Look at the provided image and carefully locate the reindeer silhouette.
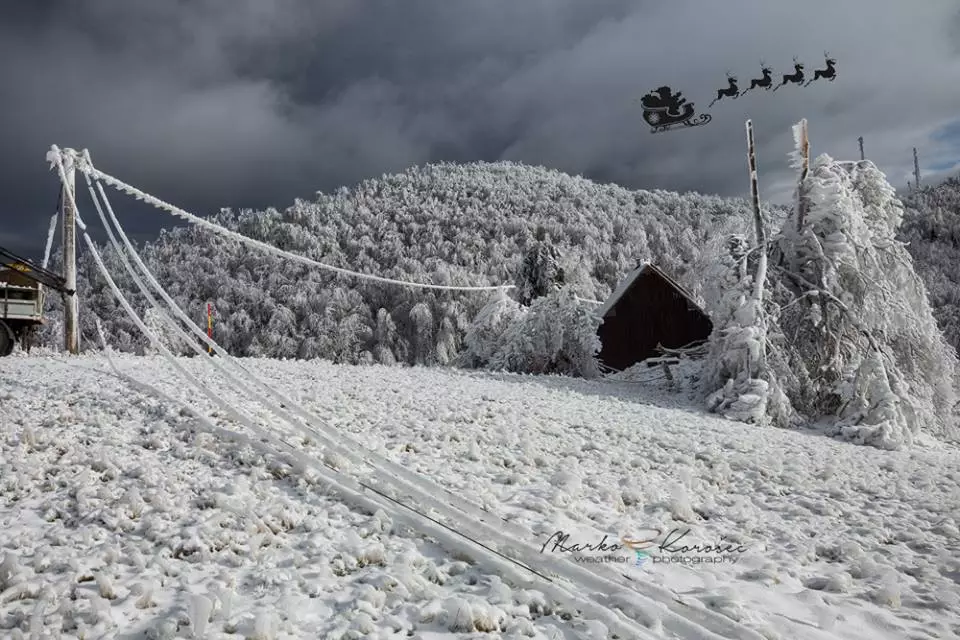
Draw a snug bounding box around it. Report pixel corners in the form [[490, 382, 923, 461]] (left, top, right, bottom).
[[773, 57, 805, 92], [805, 52, 837, 86], [708, 72, 740, 107], [741, 60, 773, 94]]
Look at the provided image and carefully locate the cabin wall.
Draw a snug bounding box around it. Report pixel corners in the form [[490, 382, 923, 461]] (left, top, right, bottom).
[[597, 271, 712, 371]]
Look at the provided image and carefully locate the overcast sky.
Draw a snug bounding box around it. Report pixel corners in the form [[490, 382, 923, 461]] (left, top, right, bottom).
[[3, 0, 960, 258]]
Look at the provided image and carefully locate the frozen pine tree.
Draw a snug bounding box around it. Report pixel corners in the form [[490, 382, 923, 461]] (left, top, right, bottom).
[[515, 240, 566, 305], [409, 302, 435, 366], [435, 317, 459, 365], [373, 308, 401, 365]]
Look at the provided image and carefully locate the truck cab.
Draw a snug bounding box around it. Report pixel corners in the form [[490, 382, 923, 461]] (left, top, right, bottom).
[[0, 246, 72, 356], [0, 264, 46, 355]]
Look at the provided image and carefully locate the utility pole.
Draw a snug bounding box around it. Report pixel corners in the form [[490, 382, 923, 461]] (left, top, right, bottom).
[[61, 149, 79, 354], [857, 136, 864, 161], [913, 147, 921, 190]]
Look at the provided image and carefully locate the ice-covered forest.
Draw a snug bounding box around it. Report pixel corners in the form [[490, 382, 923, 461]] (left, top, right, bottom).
[[900, 177, 960, 352], [37, 162, 781, 365]]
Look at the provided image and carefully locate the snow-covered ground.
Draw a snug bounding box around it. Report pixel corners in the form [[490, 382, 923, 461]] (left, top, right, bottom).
[[2, 352, 959, 639]]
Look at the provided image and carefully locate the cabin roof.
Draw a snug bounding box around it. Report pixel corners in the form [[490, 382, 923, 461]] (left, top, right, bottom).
[[596, 262, 705, 319]]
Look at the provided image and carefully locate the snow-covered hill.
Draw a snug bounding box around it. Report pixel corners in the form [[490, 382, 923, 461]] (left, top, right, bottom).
[[2, 352, 958, 639], [38, 161, 783, 364]]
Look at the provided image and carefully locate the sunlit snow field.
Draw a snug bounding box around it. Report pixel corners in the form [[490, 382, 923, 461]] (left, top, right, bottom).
[[1, 352, 959, 639]]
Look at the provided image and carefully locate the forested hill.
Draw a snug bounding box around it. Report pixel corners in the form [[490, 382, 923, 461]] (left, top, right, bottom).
[[901, 177, 960, 352], [40, 161, 777, 363]]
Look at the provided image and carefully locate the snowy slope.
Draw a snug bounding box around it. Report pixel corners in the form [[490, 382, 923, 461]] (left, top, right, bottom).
[[2, 353, 959, 639]]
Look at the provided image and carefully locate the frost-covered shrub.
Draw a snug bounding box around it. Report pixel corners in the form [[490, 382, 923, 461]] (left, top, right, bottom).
[[464, 287, 601, 377], [461, 292, 525, 367]]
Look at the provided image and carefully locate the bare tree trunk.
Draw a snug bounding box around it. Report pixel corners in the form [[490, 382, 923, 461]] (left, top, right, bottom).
[[746, 120, 768, 376]]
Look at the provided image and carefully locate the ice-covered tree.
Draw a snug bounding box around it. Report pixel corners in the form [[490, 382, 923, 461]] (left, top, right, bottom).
[[743, 128, 953, 444], [774, 155, 957, 446], [703, 121, 788, 426], [408, 302, 435, 366], [465, 287, 601, 377], [515, 240, 565, 305], [703, 120, 959, 447], [462, 291, 525, 368]]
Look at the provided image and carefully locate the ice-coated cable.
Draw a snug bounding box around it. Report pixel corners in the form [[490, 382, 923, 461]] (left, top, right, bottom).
[[73, 156, 512, 292], [50, 148, 267, 433], [81, 157, 336, 464], [81, 150, 538, 536], [88, 327, 665, 640], [41, 213, 58, 270]]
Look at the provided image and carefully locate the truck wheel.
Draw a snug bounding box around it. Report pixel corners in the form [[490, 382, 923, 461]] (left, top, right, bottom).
[[0, 321, 13, 357]]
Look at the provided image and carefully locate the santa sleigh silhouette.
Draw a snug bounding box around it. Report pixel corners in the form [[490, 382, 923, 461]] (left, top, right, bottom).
[[640, 86, 712, 133]]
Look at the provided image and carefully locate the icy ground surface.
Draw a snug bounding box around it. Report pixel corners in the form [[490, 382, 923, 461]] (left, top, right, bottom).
[[1, 353, 959, 639]]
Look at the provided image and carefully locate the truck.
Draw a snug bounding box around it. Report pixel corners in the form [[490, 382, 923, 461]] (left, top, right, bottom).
[[0, 245, 73, 356]]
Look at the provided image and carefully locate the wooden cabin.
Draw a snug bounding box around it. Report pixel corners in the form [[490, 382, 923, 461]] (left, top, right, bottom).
[[596, 263, 712, 372]]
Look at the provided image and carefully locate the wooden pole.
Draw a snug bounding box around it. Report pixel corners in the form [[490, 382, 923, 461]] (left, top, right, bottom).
[[745, 119, 768, 374], [746, 122, 766, 293], [61, 150, 79, 354], [857, 136, 864, 161], [207, 302, 213, 355], [913, 147, 921, 189], [795, 119, 810, 233]]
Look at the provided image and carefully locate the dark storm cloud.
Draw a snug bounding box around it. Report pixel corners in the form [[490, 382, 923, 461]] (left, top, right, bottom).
[[2, 0, 960, 257]]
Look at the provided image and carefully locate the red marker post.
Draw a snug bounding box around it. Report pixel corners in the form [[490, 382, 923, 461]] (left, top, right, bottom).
[[207, 302, 213, 355]]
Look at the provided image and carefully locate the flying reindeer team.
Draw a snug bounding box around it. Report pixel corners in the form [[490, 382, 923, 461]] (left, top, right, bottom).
[[708, 52, 837, 107]]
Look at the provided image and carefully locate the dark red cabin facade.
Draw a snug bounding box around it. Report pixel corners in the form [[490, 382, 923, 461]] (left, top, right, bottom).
[[596, 263, 713, 372]]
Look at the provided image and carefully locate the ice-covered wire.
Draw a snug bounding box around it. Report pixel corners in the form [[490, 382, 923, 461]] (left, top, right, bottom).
[[81, 152, 379, 481], [76, 149, 626, 562], [41, 204, 59, 269], [81, 153, 535, 536], [90, 319, 556, 586], [68, 153, 513, 292], [50, 147, 266, 431]]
